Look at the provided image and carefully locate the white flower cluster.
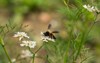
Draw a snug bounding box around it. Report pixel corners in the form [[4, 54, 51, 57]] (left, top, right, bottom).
[[20, 50, 33, 58], [41, 32, 55, 42], [13, 32, 29, 41], [14, 32, 36, 48], [20, 40, 36, 48], [83, 4, 99, 12]]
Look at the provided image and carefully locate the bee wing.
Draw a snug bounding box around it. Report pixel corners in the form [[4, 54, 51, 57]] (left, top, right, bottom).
[[53, 35, 56, 39], [52, 31, 59, 33], [48, 24, 51, 29], [50, 33, 56, 39]]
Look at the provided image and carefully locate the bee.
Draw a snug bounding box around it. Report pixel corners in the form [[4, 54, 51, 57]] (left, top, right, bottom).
[[43, 24, 59, 40]]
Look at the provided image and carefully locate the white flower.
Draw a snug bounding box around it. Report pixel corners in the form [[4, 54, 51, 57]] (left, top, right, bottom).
[[83, 4, 99, 12], [20, 41, 29, 47], [28, 41, 36, 48], [20, 40, 36, 48], [20, 50, 33, 58], [13, 32, 29, 41], [41, 32, 55, 42]]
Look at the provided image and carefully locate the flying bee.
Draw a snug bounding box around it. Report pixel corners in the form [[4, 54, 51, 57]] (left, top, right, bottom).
[[42, 24, 59, 40]]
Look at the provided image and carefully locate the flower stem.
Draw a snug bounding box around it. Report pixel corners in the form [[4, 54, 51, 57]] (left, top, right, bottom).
[[28, 46, 34, 54], [32, 54, 35, 63], [86, 15, 97, 35], [34, 43, 44, 54], [32, 43, 44, 63], [2, 45, 12, 63], [27, 47, 35, 63], [27, 43, 44, 63]]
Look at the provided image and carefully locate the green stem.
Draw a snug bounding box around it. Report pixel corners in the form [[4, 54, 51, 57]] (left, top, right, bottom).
[[86, 15, 98, 35], [34, 43, 44, 54], [32, 54, 35, 63], [2, 45, 12, 63], [28, 43, 44, 63], [27, 47, 35, 63], [28, 47, 34, 54], [31, 43, 44, 63]]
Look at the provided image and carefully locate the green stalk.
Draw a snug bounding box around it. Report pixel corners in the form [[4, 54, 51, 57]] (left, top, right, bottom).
[[0, 37, 12, 63], [30, 43, 44, 63], [31, 43, 44, 63], [34, 43, 44, 54], [86, 14, 98, 35], [32, 54, 35, 63], [27, 47, 35, 63], [2, 45, 12, 63], [28, 47, 34, 54]]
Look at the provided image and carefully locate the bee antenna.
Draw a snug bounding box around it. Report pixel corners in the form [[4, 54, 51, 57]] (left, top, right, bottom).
[[48, 24, 51, 29]]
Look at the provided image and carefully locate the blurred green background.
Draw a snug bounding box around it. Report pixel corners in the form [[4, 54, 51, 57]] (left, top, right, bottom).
[[0, 0, 100, 63]]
